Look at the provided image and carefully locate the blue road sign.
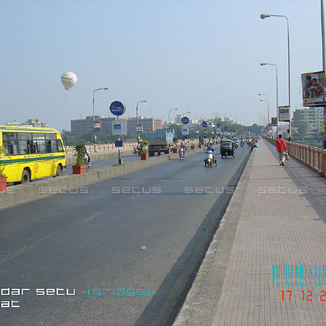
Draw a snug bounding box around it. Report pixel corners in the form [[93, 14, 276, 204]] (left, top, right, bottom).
[[115, 140, 123, 147], [110, 101, 126, 116], [181, 116, 189, 125], [216, 123, 221, 128], [202, 121, 207, 128]]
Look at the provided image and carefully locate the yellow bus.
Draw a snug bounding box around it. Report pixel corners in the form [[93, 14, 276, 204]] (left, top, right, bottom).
[[0, 125, 66, 183]]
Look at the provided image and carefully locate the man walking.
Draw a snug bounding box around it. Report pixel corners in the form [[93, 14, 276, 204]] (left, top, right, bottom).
[[276, 134, 287, 166]]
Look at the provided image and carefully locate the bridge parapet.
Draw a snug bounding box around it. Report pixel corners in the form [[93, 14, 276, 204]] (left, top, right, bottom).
[[265, 137, 326, 177]]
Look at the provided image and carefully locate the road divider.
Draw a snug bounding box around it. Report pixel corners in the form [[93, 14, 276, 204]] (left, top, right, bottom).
[[0, 148, 203, 210]]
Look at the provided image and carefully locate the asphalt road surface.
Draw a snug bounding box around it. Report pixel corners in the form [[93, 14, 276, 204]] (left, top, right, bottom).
[[0, 146, 251, 326]]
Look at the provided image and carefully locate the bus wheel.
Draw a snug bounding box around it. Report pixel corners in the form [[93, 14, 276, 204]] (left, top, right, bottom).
[[21, 169, 31, 183], [55, 165, 62, 177]]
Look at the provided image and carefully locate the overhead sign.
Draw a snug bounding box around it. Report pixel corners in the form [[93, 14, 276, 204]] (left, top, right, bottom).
[[202, 121, 207, 128], [112, 120, 126, 135], [278, 106, 290, 122], [182, 126, 189, 135], [181, 116, 189, 125], [302, 71, 326, 106], [136, 125, 143, 132], [109, 101, 126, 116]]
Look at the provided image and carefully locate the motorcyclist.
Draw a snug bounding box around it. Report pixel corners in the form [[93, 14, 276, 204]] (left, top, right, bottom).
[[84, 150, 91, 167], [137, 142, 142, 156], [179, 142, 186, 159]]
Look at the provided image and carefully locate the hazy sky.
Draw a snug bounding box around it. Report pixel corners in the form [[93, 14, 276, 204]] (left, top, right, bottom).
[[0, 0, 323, 131]]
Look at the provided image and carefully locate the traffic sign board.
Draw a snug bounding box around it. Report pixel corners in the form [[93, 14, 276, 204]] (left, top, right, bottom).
[[181, 116, 189, 125], [202, 121, 207, 128], [109, 101, 126, 116]]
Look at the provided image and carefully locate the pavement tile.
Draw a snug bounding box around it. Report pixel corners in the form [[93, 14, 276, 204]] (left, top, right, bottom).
[[211, 140, 326, 326]]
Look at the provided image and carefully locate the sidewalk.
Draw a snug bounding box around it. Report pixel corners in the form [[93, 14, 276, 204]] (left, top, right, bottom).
[[173, 139, 326, 326]]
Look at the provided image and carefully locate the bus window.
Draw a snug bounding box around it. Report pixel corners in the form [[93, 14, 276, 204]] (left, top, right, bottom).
[[3, 133, 18, 155], [46, 134, 57, 153], [56, 139, 64, 152], [18, 133, 31, 155], [32, 133, 46, 154]]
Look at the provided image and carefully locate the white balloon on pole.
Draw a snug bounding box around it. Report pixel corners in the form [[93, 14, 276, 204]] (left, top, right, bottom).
[[61, 71, 78, 90]]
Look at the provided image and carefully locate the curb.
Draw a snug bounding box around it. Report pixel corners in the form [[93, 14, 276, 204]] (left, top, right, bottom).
[[0, 148, 203, 211], [172, 149, 255, 326]]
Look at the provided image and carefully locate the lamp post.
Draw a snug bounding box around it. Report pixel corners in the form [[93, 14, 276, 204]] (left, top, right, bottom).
[[92, 87, 109, 144], [168, 108, 178, 125], [260, 13, 291, 139], [136, 100, 147, 136], [260, 63, 279, 123], [136, 100, 147, 125], [258, 93, 270, 123]]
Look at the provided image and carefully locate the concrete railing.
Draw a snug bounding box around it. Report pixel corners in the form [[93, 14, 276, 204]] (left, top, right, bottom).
[[265, 137, 326, 177], [65, 142, 138, 157]]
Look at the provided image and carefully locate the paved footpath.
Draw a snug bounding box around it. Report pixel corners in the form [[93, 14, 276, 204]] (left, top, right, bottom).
[[173, 139, 326, 326]]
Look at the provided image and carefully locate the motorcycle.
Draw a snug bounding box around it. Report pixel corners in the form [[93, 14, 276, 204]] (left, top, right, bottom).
[[204, 151, 217, 167], [179, 148, 185, 160]]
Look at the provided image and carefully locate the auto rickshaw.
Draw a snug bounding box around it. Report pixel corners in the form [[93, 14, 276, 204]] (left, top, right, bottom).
[[220, 139, 234, 159]]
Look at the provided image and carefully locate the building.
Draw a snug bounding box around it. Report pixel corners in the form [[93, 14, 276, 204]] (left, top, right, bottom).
[[71, 116, 98, 136], [7, 119, 49, 128], [71, 116, 162, 136], [126, 117, 162, 134], [293, 107, 324, 135]]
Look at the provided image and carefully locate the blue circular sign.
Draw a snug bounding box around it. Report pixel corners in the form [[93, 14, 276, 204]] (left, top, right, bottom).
[[202, 121, 207, 128], [109, 101, 126, 116], [216, 123, 221, 128], [181, 116, 189, 125]]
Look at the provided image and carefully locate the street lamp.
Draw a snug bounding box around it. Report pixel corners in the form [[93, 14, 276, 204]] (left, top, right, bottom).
[[136, 100, 147, 126], [260, 13, 291, 139], [258, 93, 270, 123], [93, 87, 109, 144], [168, 108, 178, 124], [260, 63, 279, 123]]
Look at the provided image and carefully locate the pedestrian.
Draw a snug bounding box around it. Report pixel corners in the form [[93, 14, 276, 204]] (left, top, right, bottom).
[[276, 134, 287, 166]]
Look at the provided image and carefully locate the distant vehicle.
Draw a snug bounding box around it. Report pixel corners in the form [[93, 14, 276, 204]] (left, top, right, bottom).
[[220, 139, 234, 159], [143, 129, 175, 156], [0, 125, 66, 183]]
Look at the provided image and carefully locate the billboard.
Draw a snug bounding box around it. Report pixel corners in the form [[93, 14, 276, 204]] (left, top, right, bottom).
[[278, 106, 290, 122], [302, 71, 326, 106]]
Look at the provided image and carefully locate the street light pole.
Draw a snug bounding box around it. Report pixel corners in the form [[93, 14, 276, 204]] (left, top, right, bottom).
[[92, 87, 109, 144], [261, 13, 291, 139], [168, 108, 178, 124], [260, 63, 278, 122], [258, 93, 270, 123]]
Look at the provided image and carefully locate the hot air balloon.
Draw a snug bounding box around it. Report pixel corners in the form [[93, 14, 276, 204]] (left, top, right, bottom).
[[61, 71, 77, 90]]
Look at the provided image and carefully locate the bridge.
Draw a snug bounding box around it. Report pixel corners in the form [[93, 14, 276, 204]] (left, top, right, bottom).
[[0, 139, 326, 325]]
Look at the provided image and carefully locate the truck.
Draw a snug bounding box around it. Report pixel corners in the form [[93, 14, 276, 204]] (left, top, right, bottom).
[[143, 129, 175, 156]]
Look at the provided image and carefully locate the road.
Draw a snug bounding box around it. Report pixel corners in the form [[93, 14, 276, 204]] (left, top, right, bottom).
[[0, 146, 250, 326]]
